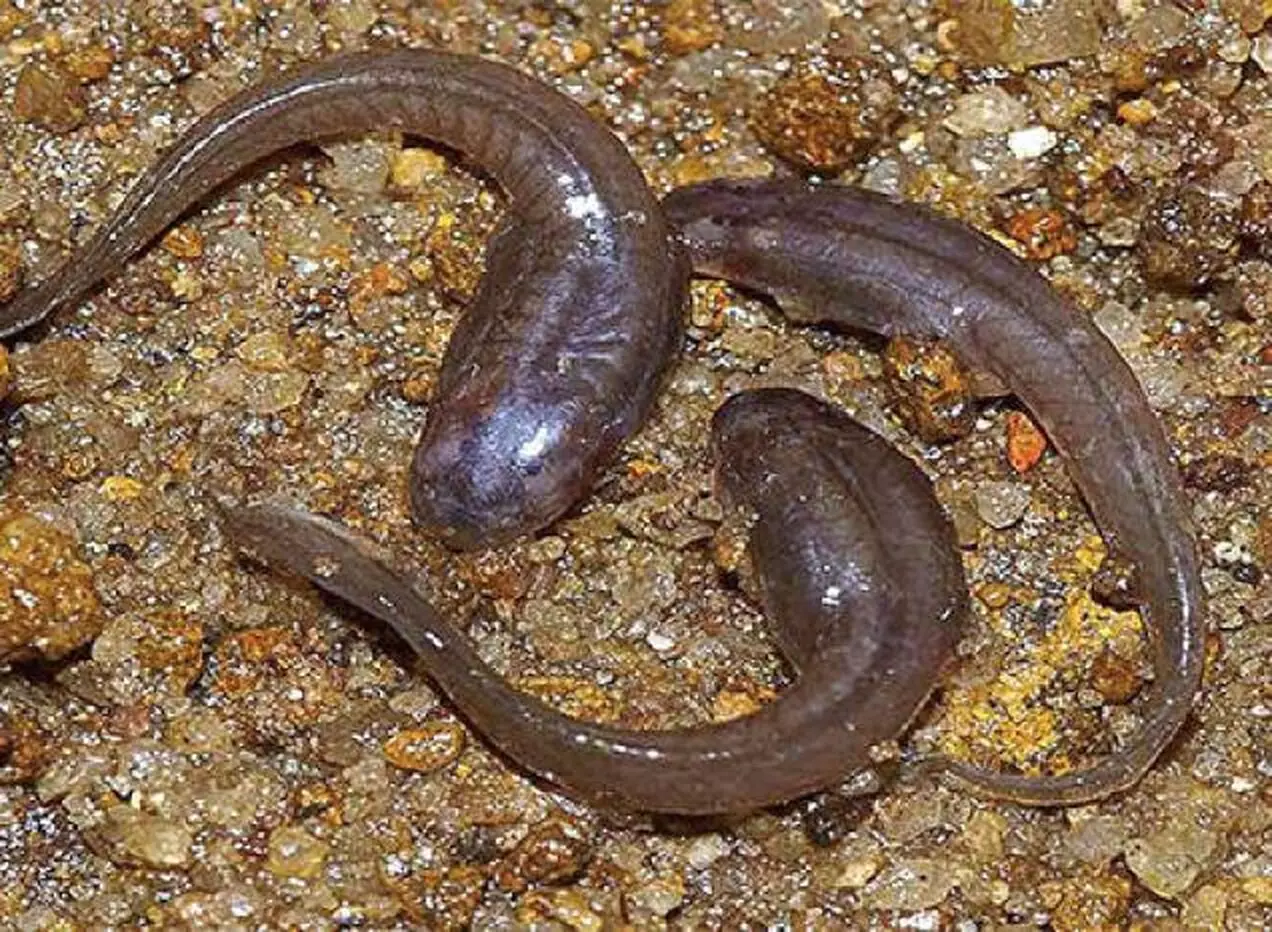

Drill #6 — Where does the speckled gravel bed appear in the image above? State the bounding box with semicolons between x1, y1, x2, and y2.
0;1;1269;928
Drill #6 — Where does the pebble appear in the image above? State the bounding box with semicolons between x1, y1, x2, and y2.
0;345;9;401
320;140;392;196
90;610;205;697
382;723;466;773
104;807;194;870
1181;884;1228;930
161;225;205;259
1007;125;1059;159
1049;868;1132;931
1138;185;1238;291
882;335;976;443
686;833;730;870
266;825;329;879
497;819;593;892
1088;647;1144;704
415;865;485;929
1063;813;1130;866
235;331;293;373
952;0;1102;67
862;857;957;910
1253;34;1272;73
831;853;883;890
944;87;1029;138
729;0;830;54
1006;208;1077;261
1124;823;1220;898
1005;411;1048;472
663;0;723;54
625;875;686;919
974;481;1032;529
0;512;102;664
389;148;448;192
13;62;87;133
242;370;310;415
0;712;51;784
750;64;896;174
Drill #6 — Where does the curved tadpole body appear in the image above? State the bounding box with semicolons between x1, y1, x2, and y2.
0;50;687;550
223;388;967;815
663;178;1204;806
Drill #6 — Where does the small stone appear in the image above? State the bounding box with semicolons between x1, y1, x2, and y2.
729;0;831;54
1182;454;1253;493
686;833;730;870
961;810;1007;861
267;825;329;879
62;45;115;83
519;888;603;931
400;370;435;405
1090;549;1140;610
0;712;52;784
100;476;144;502
1181;884;1227;928
497;819;593;892
1049;868;1133;932
14;62;87;133
1124;823;1220;899
389;148;449;192
1088;648;1144;704
1005;411;1048;472
1007;125;1058;159
625;875;686;919
382;723;466;773
92;609;205;696
536;37;596;74
0;512;102;663
161;225;204;259
1117;97;1158;126
235;331;292;373
1241;876;1272;904
952;0;1103;68
1253;34;1272;72
1063;813;1130;866
0;345;9;402
833;855;883;889
645;631;676;652
944;87;1029;137
750;63;897;174
424;212;487;301
663;0;723;54
326;0;378;36
1139;186;1238;292
1005;208;1076;261
320;140;392;195
882;335;976;443
242;370;309;415
974;481;1031;529
415;865;485;929
863;857;956;910
105;808;194;870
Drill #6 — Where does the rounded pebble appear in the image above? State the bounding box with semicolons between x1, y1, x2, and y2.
382;723;466;773
974;481;1032;529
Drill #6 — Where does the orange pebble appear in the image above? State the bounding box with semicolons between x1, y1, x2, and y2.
1006;411;1047;472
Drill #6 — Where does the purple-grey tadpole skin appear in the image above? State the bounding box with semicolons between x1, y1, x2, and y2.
0;50;687;550
662;178;1205;806
223;388;967;815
